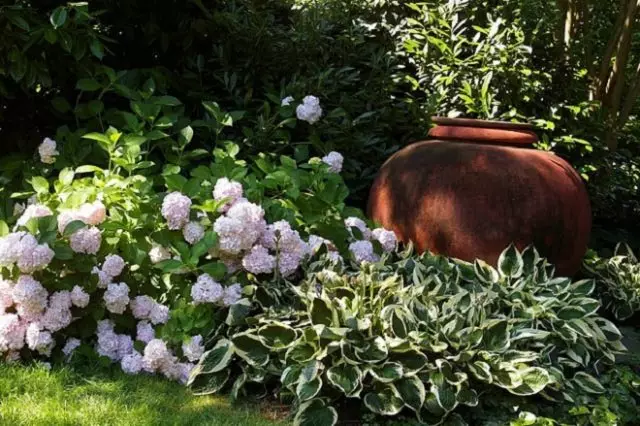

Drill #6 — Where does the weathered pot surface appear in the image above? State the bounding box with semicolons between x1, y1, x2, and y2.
367;117;591;276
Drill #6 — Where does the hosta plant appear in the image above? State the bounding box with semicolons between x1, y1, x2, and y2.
189;245;625;425
584;244;640;321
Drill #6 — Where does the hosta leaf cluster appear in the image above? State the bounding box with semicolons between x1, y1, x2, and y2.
190;246;624;425
584;244;640;321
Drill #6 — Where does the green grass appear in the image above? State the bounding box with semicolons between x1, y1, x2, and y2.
0;362;287;426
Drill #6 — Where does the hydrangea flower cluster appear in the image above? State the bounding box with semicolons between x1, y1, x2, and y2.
38;137;59;164
191;273;241;306
0;232;54;273
16;204;53;227
92;254;125;288
149;243;172;264
57;201;107;234
212;178;244;212
161;192;192;230
130;295;170;325
344;217;398;263
296;95;323;124
321;151;344;173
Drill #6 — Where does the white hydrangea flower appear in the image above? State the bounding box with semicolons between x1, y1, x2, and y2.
281;96;294;106
371;228;398;252
38;137;59;164
212;178;243;211
26;323;55;356
183;222;205;245
222;284;243;306
349;240;380;264
307;235;332;255
344;217;372;240
149;303;169;325
70;286;90;308
0;313;26;352
149;244;172;264
0;232;25;266
76;201;107;226
296;95;323;124
0;279;14;313
121;350;144;374
182;335;204;362
12;275;48;321
17;242;54;274
277;251;303;277
69;227;101;254
161;192;192;230
130;295;155;320
92;267;112;289
191;274;223;304
17;204;53;227
321;151;344;173
104;282;130;314
101;254;125;278
41;300;72;332
242;245;275;274
143;339;174;372
62;337;81;357
136;321;155;343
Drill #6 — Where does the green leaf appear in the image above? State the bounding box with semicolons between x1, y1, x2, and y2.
0;221;9;237
431;374;458;412
53;243;74;260
258;322;297;349
327;364;363;396
76;78;101;92
474;259;499;284
154;96;182;106
364;386;404;416
200;262;226;280
509;367;550;396
199;339;234;374
468;361;492;382
389;349;428;373
369;362;404;383
354;336;388;363
310;298;333;326
165;175;187;191
232;333;270;367
63;220;87;236
483;320;510;352
573;372;605;394
189;370;230;395
498;244;523;278
296;377;322;401
178;126;194;146
59;168;74;186
226;299;251;326
457;388;478;407
154;259;183;273
50;7;67;28
31;177;49;194
293;399;338;426
395;376;426;413
556;306;586;320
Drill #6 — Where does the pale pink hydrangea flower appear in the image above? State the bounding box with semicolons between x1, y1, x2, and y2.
69;227;101;254
242;245;275;274
121;350;144;374
0;232;27;266
136;321;155;343
96;330;120;360
57;211;76;234
26;322;55;356
143;339;175;372
17;204;53;227
77;201;107;226
38;137;59;164
212;178;243;211
371;228;398;252
349;240;380;263
41;291;73;332
263;221;305;253
104;282;130;314
161;192;192;230
62;338;81;357
70;286;90;308
296;95;323;124
345;217;372;240
321;151;344;173
12;275;48;321
17;242;55;274
0;313;26;352
214;201;266;255
0;279;14;313
182;335;204;362
191;274;223;304
222;284;242;306
149;244;172;264
183;222;205;245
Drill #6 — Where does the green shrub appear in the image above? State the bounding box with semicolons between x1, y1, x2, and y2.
584;244;640;321
189;245;625;425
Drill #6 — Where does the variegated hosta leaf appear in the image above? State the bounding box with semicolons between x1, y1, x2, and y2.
310;297;335;326
419;393;447;424
430;372;459;412
363;386;404;416
258;321;297;349
296;376;322;401
389;349;428;374
395;376;426;412
493;366;523;389
508;367;550;396
354;336;388;363
482;320;510;352
369;362;404;383
474;259;499;284
457;388;478;407
286;341;319;363
327;364;363;396
231;333;270;367
572;371;606;394
498;244;524;278
281;365;302;389
230;373;247;401
294;399;338;426
190;370;231;395
199;338;234;374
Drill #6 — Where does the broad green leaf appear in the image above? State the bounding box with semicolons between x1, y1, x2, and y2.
483;320;510;352
31;177;49;194
310;298;333;326
457;388;478;406
354;336;388;363
327;364;362;396
369;362;404;383
189;370;230;395
389;349;428;373
59;168;74;186
363;386;404;416
258;322;297;349
232;333;270;367
431;373;458;412
200;339;233;374
396;376;426;412
0;221;9;237
509;367;550;396
293;399;338;426
76;78;101;92
474;259;499;284
225;299;251;326
498;244;523;278
573;372;605;394
200;262;226;280
50;7;67;28
468;361;492;382
296;377;322;401
63;220;87;236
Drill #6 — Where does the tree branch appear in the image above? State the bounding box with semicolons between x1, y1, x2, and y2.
595;0;629;100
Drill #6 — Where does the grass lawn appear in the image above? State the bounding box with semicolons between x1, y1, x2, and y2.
0;362;287;426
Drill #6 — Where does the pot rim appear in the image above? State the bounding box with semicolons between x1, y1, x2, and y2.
431;116;535;131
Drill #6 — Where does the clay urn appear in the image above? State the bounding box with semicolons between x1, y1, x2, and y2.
367;117;591;276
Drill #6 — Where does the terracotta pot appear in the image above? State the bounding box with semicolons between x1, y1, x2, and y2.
367;117;591;276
